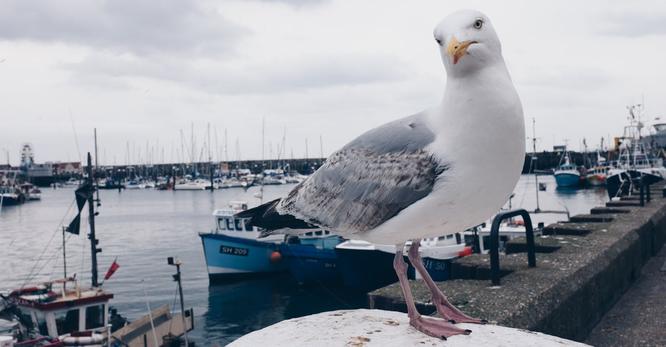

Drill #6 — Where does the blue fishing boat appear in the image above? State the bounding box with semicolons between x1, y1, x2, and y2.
199;201;290;280
279;235;345;285
554;151;580;188
199;201;335;281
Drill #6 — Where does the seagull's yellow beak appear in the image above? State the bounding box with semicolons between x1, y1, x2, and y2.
447;37;477;64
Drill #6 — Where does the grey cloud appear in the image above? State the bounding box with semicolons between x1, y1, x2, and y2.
517;66;611;90
252;0;330;7
600;11;666;37
62;53;407;94
0;0;247;56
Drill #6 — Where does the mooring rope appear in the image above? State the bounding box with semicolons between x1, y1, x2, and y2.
20;199;76;288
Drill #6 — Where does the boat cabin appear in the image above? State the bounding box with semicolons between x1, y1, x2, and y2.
10;278;112;339
213;201;262;239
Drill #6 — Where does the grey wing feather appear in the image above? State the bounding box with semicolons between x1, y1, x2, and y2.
277;112;448;234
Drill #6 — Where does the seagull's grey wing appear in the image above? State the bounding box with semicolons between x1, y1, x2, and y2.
277;112;448;234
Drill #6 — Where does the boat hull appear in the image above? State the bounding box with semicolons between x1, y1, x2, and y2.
586;174;606;187
0;194;25;206
279;236;344;285
606;169;664;198
335;247;454;292
606;170;631;198
554;172;580;188
200;233;287;281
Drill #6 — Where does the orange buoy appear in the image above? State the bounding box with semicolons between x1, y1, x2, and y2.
270;251;283;263
458;246;473;257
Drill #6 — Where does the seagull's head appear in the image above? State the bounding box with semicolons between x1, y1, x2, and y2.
433;10;502;76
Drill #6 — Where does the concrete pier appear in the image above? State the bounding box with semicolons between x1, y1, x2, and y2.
368;185;666;342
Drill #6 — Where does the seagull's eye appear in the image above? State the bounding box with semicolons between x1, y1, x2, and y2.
435;38;442;46
473;18;484;30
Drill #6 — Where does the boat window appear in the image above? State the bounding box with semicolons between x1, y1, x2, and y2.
446;234;453;239
234;218;243;231
217;218;226;231
244;219;253;231
225;218;234;231
315;230;322;236
85;305;105;330
33;311;49;336
54;308;80;335
305;232;313;236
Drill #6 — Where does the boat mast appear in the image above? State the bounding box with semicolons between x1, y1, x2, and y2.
87;151;100;287
532;118;540;212
62;227;67;279
86;129;102;287
208;123;214;193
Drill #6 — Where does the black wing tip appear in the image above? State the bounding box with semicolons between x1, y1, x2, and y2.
235;198;317;231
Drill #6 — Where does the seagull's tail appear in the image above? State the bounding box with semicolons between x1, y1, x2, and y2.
235;199;317;237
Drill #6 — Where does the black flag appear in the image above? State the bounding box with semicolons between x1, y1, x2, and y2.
66;183;93;235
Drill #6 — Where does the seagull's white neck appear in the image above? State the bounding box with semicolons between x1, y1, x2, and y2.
431;60;520;132
428;59;524;163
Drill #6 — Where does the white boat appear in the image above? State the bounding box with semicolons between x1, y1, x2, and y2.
607;106;666;198
175;178;210;190
222;178;244;188
261;169;287;185
124;180;146;189
586;151;609;187
28;187;41;200
285;174;308;184
62;177;81;187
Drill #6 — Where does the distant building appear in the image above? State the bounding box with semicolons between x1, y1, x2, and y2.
553;145;567;152
52;162;83;175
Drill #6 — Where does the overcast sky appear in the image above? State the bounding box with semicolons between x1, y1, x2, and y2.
1;0;665;165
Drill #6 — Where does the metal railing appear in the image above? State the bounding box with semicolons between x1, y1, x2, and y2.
489;209;536;285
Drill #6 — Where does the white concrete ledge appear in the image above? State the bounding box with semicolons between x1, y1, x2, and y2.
229;309;588;346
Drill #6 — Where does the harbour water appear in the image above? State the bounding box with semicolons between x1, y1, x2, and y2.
0;175;607;345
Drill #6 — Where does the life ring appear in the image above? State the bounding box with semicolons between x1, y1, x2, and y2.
60;333;104;346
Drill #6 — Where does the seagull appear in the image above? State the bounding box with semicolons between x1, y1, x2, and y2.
238;9;524;339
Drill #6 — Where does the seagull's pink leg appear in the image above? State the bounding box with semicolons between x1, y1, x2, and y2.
407;240;487;324
393;242;471;339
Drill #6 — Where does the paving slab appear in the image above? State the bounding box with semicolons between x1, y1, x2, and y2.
586;244;666;346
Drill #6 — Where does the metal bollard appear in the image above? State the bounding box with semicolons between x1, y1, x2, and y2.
489;209;536;286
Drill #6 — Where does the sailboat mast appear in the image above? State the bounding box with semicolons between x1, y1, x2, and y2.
532;118;541;212
62;227;67;279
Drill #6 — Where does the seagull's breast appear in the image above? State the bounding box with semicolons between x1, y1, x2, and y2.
362;69;525;244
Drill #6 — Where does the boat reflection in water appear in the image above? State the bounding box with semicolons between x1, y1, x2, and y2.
202;276;368;345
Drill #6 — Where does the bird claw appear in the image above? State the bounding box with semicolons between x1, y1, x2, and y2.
409;316;471;340
444;315;487;325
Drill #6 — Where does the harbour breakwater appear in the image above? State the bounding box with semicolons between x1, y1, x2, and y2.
10;151;622;185
367;184;666;342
